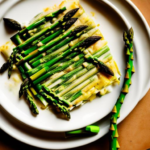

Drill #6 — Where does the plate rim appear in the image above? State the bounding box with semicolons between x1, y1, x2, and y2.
126;0;150;100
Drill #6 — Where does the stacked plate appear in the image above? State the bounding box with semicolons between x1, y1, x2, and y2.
0;0;149;149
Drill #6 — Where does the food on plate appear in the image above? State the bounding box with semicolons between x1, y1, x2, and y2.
0;0;121;119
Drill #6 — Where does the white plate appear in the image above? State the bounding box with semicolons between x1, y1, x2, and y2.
0;0;145;132
0;0;149;149
0;0;140;132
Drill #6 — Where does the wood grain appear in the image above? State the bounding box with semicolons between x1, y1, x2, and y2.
0;0;150;150
132;0;150;25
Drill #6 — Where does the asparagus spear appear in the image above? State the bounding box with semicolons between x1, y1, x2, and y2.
51;47;111;100
44;63;84;88
17;62;41;113
41;91;70;119
12;30;49;107
35;54;84;83
21;19;85;57
62;74;98;100
26;32;87;76
109;28;134;150
30;30;52;47
86;56;114;76
19;7;67;36
31;25;88;67
31;55;85;83
21;22;52;40
31;36;101;85
28;51;79;76
3;18;22;30
13;8;79;51
71;37;114;76
24;89;39;114
56;67;98;97
19;52;83;97
42;86;70;107
65;125;100;138
16;18;78;64
18;65;48;107
48;63;94;90
19;36;100;96
21;28;62;56
11;33;22;46
0;61;9;73
28;25;96;69
18;65;27;80
11;7;67;42
41;69;99;111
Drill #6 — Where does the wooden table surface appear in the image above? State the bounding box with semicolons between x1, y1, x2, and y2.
0;0;150;150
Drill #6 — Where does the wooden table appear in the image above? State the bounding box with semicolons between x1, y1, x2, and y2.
0;0;150;150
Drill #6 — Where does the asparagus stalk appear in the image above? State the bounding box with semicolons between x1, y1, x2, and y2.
109;28;134;150
19;7;67;36
65;125;100;138
18;63;41;113
51;49;112;102
21;18;85;56
11;33;22;46
30;44;70;66
19;53;83;97
30;30;52;46
18;66;48;107
56;67;98;97
68;80;97;106
0;61;9;73
21;28;62;56
42;86;70;107
31;36;101;85
31;25;88;67
19;36;100;97
28;26;95;70
28;51;79;76
22;22;52;40
41;70;99;111
26;36;85;77
32;55;85;84
7;47;19;78
11;7;70;42
14;8;79;51
30;87;48;107
39;34;108;88
74;38;114;76
49;63;94;91
41;91;70;119
18;65;27;80
16;18;78;64
44;64;84;88
39;52;82;86
3;18;22;30
87;56;114;76
24;89;39;114
40;85;71;119
12;30;49;107
62;74;98;100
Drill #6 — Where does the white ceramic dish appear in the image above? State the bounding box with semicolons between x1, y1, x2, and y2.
0;0;150;149
0;0;140;132
0;0;142;132
0;0;143;132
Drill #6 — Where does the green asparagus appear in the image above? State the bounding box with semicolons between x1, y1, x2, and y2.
109;28;134;150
